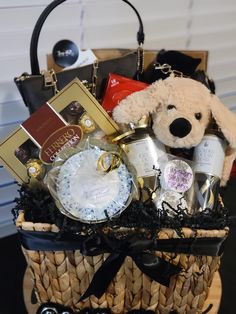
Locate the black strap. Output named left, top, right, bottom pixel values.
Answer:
left=30, top=0, right=145, bottom=75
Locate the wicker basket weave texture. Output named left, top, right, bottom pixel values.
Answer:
left=16, top=212, right=227, bottom=314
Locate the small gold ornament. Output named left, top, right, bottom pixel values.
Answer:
left=79, top=113, right=96, bottom=133
left=26, top=159, right=46, bottom=180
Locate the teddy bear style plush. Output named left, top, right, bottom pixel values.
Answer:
left=112, top=76, right=236, bottom=186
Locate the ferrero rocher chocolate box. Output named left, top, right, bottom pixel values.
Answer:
left=0, top=78, right=120, bottom=184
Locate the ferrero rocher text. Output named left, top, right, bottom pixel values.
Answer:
left=44, top=129, right=80, bottom=156
left=40, top=126, right=82, bottom=163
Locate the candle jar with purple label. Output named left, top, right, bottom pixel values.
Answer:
left=154, top=156, right=194, bottom=217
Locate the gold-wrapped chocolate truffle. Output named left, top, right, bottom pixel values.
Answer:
left=26, top=159, right=46, bottom=180
left=79, top=113, right=96, bottom=133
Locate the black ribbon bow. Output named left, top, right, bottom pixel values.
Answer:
left=80, top=233, right=182, bottom=300
left=18, top=229, right=226, bottom=301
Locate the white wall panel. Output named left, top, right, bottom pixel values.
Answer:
left=0, top=0, right=51, bottom=8
left=191, top=10, right=236, bottom=30
left=216, top=78, right=236, bottom=96
left=208, top=59, right=236, bottom=81
left=0, top=100, right=28, bottom=125
left=219, top=94, right=236, bottom=112
left=144, top=36, right=188, bottom=51
left=0, top=81, right=23, bottom=103
left=190, top=28, right=236, bottom=49
left=0, top=184, right=19, bottom=206
left=0, top=203, right=17, bottom=238
left=192, top=0, right=236, bottom=11
left=0, top=167, right=15, bottom=186
left=0, top=55, right=33, bottom=82
left=0, top=0, right=236, bottom=237
left=209, top=46, right=236, bottom=64
left=128, top=0, right=189, bottom=17
left=0, top=122, right=22, bottom=141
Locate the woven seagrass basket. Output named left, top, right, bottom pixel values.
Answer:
left=16, top=211, right=228, bottom=314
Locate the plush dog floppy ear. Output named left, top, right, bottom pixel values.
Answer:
left=209, top=95, right=236, bottom=149
left=209, top=95, right=236, bottom=185
left=112, top=79, right=170, bottom=124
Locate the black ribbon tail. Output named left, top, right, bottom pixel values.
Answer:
left=80, top=252, right=126, bottom=301
left=134, top=252, right=182, bottom=287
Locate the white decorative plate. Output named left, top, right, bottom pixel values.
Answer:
left=56, top=147, right=132, bottom=223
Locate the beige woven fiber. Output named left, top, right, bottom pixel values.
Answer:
left=16, top=212, right=227, bottom=314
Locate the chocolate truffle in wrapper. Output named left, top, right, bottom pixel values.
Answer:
left=26, top=159, right=46, bottom=180
left=15, top=145, right=31, bottom=164
left=63, top=101, right=84, bottom=124
left=30, top=145, right=40, bottom=159
left=66, top=101, right=84, bottom=116
left=79, top=113, right=96, bottom=133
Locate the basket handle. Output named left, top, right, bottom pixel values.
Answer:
left=30, top=0, right=145, bottom=75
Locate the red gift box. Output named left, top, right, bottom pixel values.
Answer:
left=102, top=73, right=148, bottom=115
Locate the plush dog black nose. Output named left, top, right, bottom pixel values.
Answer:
left=169, top=118, right=192, bottom=138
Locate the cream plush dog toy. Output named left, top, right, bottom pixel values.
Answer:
left=113, top=77, right=236, bottom=186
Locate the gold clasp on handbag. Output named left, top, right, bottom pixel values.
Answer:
left=41, top=69, right=59, bottom=94
left=80, top=60, right=99, bottom=97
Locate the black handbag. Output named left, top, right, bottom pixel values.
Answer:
left=14, top=0, right=145, bottom=114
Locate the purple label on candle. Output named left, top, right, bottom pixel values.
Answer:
left=163, top=159, right=193, bottom=193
